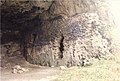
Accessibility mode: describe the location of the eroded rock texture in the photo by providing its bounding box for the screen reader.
[1,0,113,67]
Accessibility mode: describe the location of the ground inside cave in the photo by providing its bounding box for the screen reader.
[1,53,120,81]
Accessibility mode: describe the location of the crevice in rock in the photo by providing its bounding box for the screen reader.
[59,34,64,58]
[30,33,37,54]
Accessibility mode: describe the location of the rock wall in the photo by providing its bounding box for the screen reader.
[1,0,113,67]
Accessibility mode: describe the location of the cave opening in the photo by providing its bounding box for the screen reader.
[0,0,116,68]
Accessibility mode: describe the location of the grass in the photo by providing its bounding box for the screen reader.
[52,58,120,81]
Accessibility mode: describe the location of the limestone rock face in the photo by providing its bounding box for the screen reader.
[1,42,20,57]
[1,0,113,67]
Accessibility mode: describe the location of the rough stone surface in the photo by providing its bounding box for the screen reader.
[12,65,29,74]
[1,42,21,57]
[1,0,114,67]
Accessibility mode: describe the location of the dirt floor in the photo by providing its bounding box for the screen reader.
[53,59,120,81]
[1,53,120,81]
[1,67,60,81]
[1,55,60,81]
